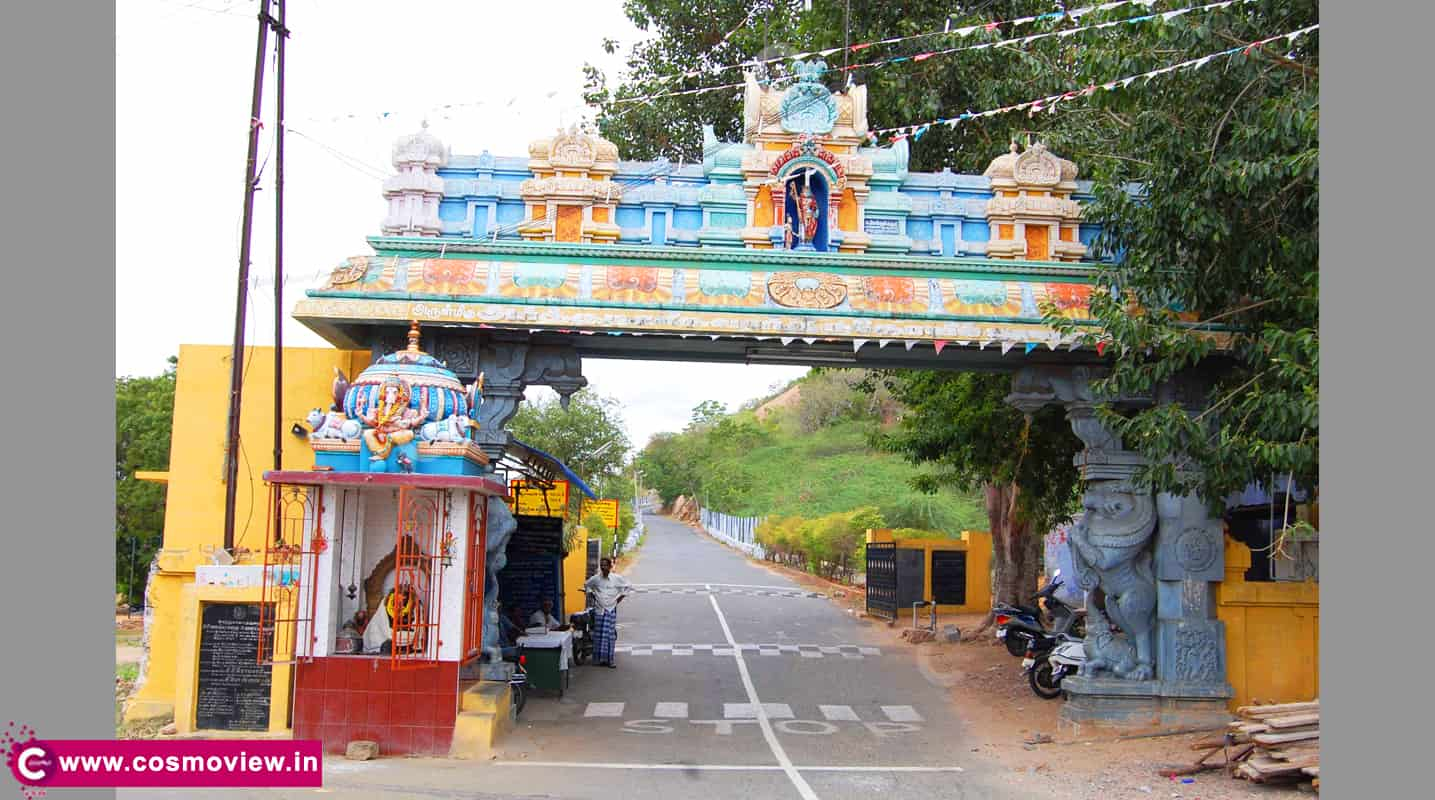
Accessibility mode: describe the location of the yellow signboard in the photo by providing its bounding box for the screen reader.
[581,498,620,529]
[509,480,569,518]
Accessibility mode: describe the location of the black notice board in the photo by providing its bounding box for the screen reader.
[586,538,600,579]
[497,556,560,621]
[931,550,968,605]
[196,603,274,732]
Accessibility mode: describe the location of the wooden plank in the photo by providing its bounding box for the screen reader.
[1237,700,1319,717]
[1250,754,1320,773]
[1253,729,1320,746]
[1266,712,1321,729]
[1303,766,1319,777]
[1269,743,1322,759]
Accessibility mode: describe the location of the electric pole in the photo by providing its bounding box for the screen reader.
[273,0,288,475]
[222,0,275,551]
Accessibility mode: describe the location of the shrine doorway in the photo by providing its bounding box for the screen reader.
[782,169,830,252]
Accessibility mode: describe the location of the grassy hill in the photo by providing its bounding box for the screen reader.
[639,371,987,536]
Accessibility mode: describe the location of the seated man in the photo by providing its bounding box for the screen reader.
[528,597,567,631]
[497,604,526,660]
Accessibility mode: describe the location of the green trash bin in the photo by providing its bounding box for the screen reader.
[517,632,571,696]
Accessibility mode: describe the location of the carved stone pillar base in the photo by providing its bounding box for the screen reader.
[1059,676,1232,737]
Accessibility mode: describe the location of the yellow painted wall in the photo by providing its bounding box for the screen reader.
[126,344,371,724]
[864,530,993,613]
[753,186,774,228]
[564,527,590,618]
[838,188,858,232]
[1218,537,1319,710]
[173,584,293,735]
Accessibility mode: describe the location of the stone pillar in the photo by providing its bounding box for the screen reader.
[467,333,589,467]
[1007,366,1231,735]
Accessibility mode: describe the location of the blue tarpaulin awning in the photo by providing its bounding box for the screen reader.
[506,437,598,500]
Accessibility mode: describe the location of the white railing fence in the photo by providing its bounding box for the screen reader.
[699,506,767,559]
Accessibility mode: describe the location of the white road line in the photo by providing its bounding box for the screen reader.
[818,705,860,722]
[653,702,689,719]
[491,762,965,773]
[635,582,802,589]
[880,705,924,723]
[584,702,626,718]
[708,593,820,800]
[724,702,794,719]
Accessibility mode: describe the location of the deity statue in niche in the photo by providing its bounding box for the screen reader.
[784,172,826,251]
[359,375,422,470]
[797,185,820,245]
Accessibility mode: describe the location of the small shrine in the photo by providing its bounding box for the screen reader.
[247,322,594,757]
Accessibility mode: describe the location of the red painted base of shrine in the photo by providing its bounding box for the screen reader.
[294,657,458,756]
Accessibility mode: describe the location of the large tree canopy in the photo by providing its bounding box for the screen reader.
[587,0,1319,509]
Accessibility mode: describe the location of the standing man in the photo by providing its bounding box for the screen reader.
[583,557,630,668]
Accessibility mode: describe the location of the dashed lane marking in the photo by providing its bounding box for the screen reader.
[583,702,626,718]
[615,644,881,659]
[653,702,688,718]
[880,705,924,723]
[818,705,860,722]
[724,702,795,720]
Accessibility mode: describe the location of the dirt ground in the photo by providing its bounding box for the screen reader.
[728,539,1303,798]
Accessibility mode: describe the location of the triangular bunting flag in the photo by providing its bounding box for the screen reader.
[904,340,916,351]
[780,337,795,346]
[1001,341,1015,355]
[1024,342,1038,354]
[802,338,816,345]
[710,335,721,341]
[879,339,892,348]
[933,340,949,355]
[1097,340,1108,356]
[853,339,868,352]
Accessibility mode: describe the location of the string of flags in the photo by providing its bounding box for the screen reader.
[870,23,1318,145]
[609,0,1249,108]
[616,0,1176,96]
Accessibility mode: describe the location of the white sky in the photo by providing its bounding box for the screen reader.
[116,0,807,449]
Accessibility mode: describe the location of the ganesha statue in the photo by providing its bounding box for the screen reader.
[357,375,423,472]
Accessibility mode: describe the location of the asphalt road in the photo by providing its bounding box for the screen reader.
[129,514,1023,800]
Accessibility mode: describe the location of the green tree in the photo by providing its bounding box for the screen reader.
[1045,2,1320,506]
[507,388,633,486]
[869,371,1082,632]
[116,356,177,605]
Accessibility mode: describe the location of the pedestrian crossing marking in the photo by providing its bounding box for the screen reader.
[818,705,860,722]
[584,702,626,718]
[880,705,923,723]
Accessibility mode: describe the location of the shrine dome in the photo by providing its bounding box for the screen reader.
[340,322,472,424]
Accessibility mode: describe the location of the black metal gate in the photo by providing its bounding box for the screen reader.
[865,542,897,620]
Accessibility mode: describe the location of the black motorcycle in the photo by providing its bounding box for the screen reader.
[994,570,1084,657]
[568,608,595,666]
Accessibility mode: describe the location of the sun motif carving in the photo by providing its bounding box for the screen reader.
[767,272,847,309]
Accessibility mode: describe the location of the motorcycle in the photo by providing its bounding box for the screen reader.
[503,649,529,716]
[994,569,1084,657]
[568,608,595,666]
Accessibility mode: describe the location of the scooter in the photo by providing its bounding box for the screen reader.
[1023,633,1087,700]
[994,570,1084,657]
